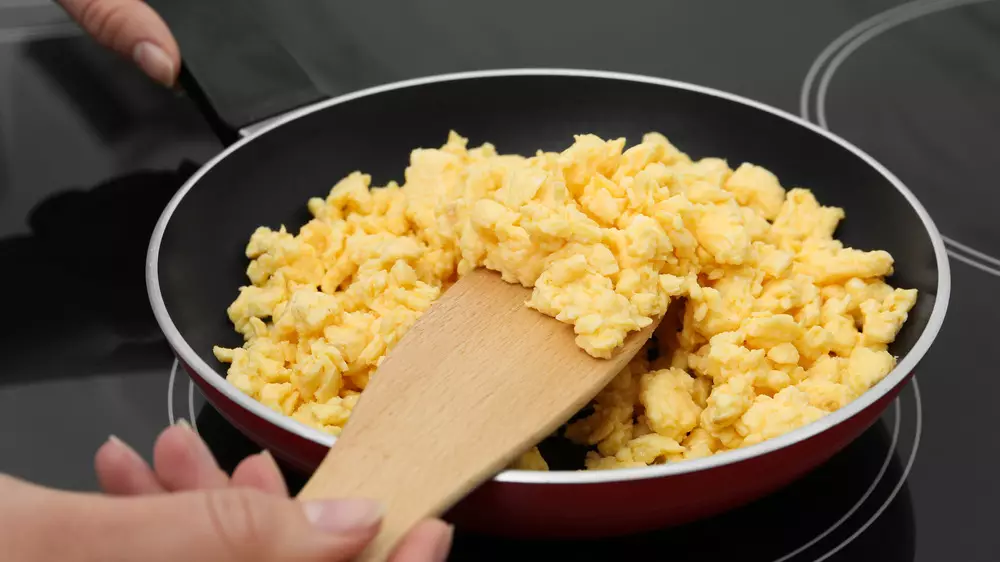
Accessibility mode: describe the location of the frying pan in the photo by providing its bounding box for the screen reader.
[147,69,949,538]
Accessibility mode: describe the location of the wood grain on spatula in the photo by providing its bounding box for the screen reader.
[297,268,661,561]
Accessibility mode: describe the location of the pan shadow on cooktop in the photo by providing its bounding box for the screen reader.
[0,162,200,385]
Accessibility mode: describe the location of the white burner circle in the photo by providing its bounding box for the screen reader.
[801,0,1000,278]
[167,358,199,433]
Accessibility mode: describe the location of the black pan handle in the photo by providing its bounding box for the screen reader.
[150,0,326,146]
[176,63,240,146]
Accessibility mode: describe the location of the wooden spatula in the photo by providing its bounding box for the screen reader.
[297,268,660,561]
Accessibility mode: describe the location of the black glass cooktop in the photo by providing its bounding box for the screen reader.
[1,1,997,560]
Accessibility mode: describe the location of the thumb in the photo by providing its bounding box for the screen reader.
[57,0,180,86]
[83,488,384,562]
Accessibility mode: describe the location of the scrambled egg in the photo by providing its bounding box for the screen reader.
[214,132,917,471]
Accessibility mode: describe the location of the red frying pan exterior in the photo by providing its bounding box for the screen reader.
[149,70,949,539]
[182,359,908,537]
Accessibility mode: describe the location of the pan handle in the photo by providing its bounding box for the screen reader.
[150,0,327,146]
[176,64,240,146]
[177,60,326,146]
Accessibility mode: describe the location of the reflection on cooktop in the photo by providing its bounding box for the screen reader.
[0,163,198,376]
[0,161,203,488]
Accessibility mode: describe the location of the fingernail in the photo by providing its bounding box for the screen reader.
[106,435,145,464]
[432,524,454,562]
[107,434,134,451]
[133,41,175,86]
[257,450,279,470]
[302,499,383,534]
[173,419,219,467]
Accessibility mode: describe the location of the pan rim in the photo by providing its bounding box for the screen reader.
[147,67,951,486]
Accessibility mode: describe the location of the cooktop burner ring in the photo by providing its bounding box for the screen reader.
[799,380,921,562]
[801,0,1000,278]
[167,359,200,433]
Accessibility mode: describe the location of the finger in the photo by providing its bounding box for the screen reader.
[79,490,384,562]
[57,0,180,86]
[230,451,288,496]
[94,435,165,495]
[299,499,384,561]
[389,520,454,562]
[153,421,229,491]
[0,475,89,561]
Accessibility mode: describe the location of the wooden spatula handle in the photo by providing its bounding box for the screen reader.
[297,270,658,561]
[297,432,458,562]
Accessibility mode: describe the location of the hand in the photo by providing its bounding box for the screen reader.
[56,0,180,87]
[0,423,453,561]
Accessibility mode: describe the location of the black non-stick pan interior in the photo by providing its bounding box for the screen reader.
[156,74,939,377]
